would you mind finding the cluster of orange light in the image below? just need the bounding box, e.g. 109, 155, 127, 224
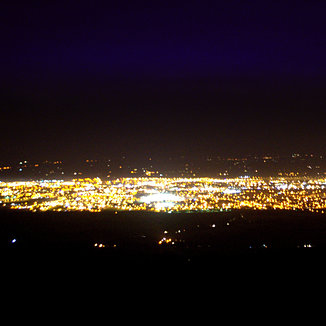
0, 177, 326, 213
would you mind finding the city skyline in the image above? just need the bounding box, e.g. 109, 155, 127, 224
2, 176, 326, 213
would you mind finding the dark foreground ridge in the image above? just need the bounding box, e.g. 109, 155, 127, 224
2, 207, 326, 271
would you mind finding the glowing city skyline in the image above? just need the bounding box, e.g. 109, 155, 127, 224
1, 176, 326, 214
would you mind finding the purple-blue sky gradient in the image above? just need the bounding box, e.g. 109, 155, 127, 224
1, 0, 326, 161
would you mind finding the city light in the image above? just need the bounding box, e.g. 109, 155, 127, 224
139, 193, 184, 204
1, 177, 326, 213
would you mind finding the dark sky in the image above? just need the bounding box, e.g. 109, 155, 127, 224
1, 0, 326, 162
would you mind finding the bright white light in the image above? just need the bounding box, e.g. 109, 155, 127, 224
140, 193, 184, 204
223, 188, 240, 194
276, 184, 288, 190
155, 202, 175, 211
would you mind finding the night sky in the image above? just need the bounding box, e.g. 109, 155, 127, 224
1, 0, 326, 162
